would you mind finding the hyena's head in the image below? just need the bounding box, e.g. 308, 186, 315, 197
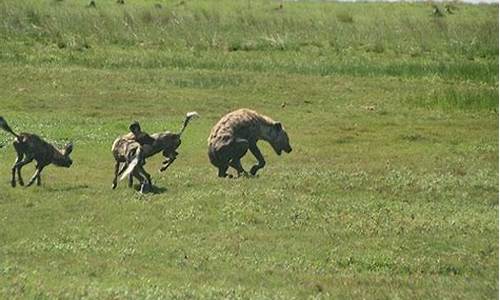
268, 122, 292, 156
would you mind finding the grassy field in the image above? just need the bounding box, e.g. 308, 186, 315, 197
0, 0, 498, 298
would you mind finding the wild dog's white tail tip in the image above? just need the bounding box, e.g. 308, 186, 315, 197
186, 111, 199, 119
179, 111, 200, 135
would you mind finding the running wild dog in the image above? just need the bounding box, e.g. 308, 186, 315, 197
208, 108, 292, 177
0, 117, 73, 187
111, 112, 199, 190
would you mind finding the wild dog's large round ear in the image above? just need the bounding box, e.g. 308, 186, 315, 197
274, 122, 282, 130
129, 121, 141, 133
64, 142, 73, 156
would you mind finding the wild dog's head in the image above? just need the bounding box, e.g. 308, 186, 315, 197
129, 121, 141, 134
268, 122, 292, 156
54, 143, 73, 167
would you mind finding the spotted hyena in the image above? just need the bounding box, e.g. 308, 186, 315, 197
208, 108, 292, 177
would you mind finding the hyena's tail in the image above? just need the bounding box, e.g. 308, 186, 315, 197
0, 117, 19, 138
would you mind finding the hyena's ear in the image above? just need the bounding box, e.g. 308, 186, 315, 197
274, 122, 282, 130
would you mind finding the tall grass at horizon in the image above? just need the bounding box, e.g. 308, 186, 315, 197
0, 0, 497, 299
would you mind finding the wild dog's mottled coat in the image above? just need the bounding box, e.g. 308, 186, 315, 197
111, 112, 199, 190
0, 117, 73, 187
208, 108, 292, 177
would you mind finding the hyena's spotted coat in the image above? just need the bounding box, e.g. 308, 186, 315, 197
208, 108, 292, 177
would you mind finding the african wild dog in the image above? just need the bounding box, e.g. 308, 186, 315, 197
111, 112, 199, 190
208, 108, 292, 178
0, 117, 73, 187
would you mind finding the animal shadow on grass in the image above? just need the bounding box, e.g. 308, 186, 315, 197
133, 183, 168, 195
45, 184, 90, 192
228, 173, 260, 179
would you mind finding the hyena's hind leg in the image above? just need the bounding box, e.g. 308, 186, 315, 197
213, 139, 248, 178
209, 145, 230, 178
228, 138, 249, 177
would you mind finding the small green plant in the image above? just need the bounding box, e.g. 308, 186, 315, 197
336, 11, 354, 23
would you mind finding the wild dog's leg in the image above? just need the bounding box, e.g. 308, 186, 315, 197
117, 163, 128, 176
160, 157, 176, 172
137, 164, 152, 186
12, 154, 34, 187
131, 168, 149, 192
128, 174, 133, 188
218, 165, 230, 178
26, 164, 45, 187
117, 163, 133, 188
228, 138, 249, 176
130, 158, 147, 187
162, 150, 178, 165
11, 151, 23, 187
136, 165, 152, 193
160, 151, 178, 172
131, 170, 144, 183
112, 161, 121, 189
35, 163, 47, 186
37, 170, 42, 186
131, 171, 141, 184
249, 143, 266, 176
229, 160, 246, 176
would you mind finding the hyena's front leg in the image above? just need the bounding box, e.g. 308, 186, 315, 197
249, 143, 266, 176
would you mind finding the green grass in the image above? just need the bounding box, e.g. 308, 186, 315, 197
0, 0, 498, 299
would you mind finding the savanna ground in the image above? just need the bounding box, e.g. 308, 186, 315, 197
0, 0, 498, 298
